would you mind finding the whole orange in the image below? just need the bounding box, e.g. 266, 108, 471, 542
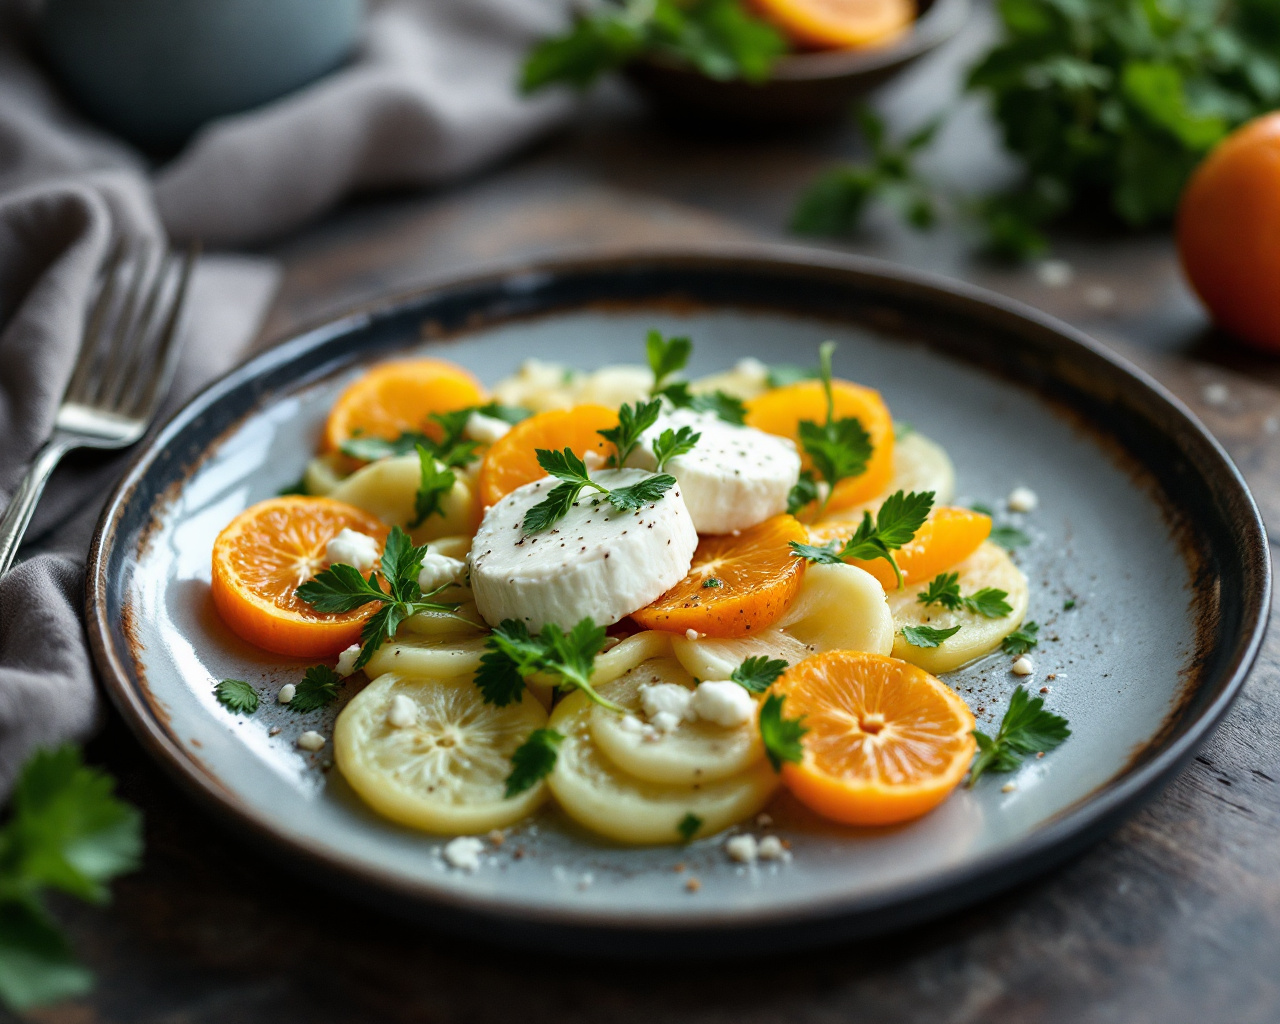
1178, 112, 1280, 351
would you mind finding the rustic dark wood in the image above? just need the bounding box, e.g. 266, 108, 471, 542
19, 10, 1280, 1024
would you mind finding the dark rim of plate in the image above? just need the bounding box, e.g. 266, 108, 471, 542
85, 245, 1270, 949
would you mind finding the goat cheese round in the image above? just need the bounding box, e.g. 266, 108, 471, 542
627, 409, 800, 534
469, 469, 698, 632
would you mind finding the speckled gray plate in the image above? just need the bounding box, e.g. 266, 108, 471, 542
87, 248, 1269, 955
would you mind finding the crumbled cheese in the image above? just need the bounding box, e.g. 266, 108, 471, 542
277, 683, 296, 704
325, 528, 381, 572
1007, 486, 1038, 513
582, 450, 607, 471
417, 550, 466, 593
640, 683, 694, 732
297, 730, 325, 751
465, 411, 511, 444
443, 836, 485, 871
725, 834, 758, 864
757, 835, 789, 861
1036, 259, 1074, 288
386, 694, 418, 728
734, 356, 768, 383
690, 680, 755, 727
1012, 656, 1035, 676
335, 644, 361, 678
619, 714, 658, 740
685, 628, 700, 641
650, 711, 683, 734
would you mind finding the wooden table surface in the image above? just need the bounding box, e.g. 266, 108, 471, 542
22, 11, 1280, 1024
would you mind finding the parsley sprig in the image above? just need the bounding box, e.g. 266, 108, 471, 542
288, 666, 344, 713
677, 812, 703, 842
521, 447, 676, 534
476, 618, 623, 712
790, 489, 934, 588
505, 729, 565, 797
652, 425, 701, 473
789, 342, 874, 518
600, 399, 662, 467
918, 572, 1013, 619
0, 746, 142, 1010
969, 686, 1070, 786
214, 679, 259, 715
730, 656, 788, 694
339, 403, 529, 467
296, 526, 464, 669
411, 445, 456, 528
902, 623, 962, 648
759, 693, 808, 771
645, 330, 747, 424
1002, 621, 1040, 656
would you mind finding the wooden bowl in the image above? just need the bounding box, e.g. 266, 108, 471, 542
623, 0, 970, 128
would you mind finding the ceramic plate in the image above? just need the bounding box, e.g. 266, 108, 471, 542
88, 248, 1269, 954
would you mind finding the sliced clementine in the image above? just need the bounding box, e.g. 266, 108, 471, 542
631, 514, 807, 638
323, 358, 486, 453
476, 404, 618, 508
752, 0, 915, 49
775, 650, 975, 826
211, 496, 388, 658
806, 505, 991, 590
746, 379, 894, 514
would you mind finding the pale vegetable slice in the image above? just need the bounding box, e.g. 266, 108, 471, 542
590, 658, 764, 785
328, 453, 477, 543
335, 673, 548, 833
400, 599, 486, 637
364, 633, 490, 679
303, 452, 349, 496
548, 691, 779, 844
887, 541, 1029, 674
819, 431, 956, 524
672, 562, 893, 679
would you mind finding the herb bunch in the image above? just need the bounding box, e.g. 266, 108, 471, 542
969, 685, 1070, 785
790, 488, 935, 588
646, 330, 747, 425
477, 617, 621, 711
521, 447, 677, 533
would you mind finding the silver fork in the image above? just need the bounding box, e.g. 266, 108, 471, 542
0, 241, 197, 575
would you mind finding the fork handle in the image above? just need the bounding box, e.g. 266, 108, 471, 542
0, 438, 74, 577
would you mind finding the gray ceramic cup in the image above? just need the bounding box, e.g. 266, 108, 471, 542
40, 0, 364, 150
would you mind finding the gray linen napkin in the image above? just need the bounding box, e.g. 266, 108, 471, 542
0, 0, 572, 792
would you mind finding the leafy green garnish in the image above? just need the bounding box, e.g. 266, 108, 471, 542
786, 471, 821, 517
702, 576, 723, 589
759, 693, 808, 772
521, 446, 676, 533
901, 623, 963, 648
1063, 598, 1076, 611
730, 656, 788, 695
600, 399, 663, 467
652, 425, 701, 472
296, 525, 464, 669
288, 666, 343, 713
658, 381, 748, 424
790, 489, 934, 588
917, 573, 1013, 618
1002, 621, 1040, 656
647, 329, 692, 392
0, 746, 142, 1010
676, 812, 703, 842
790, 342, 876, 517
214, 679, 259, 715
643, 330, 747, 424
505, 729, 564, 797
474, 401, 532, 426
989, 524, 1031, 550
411, 445, 456, 528
969, 686, 1070, 786
520, 0, 787, 93
340, 410, 479, 469
766, 363, 819, 388
476, 618, 621, 712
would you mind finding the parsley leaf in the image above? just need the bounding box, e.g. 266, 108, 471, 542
766, 363, 819, 388
901, 623, 962, 648
759, 693, 808, 771
917, 573, 1012, 618
647, 329, 692, 391
478, 618, 620, 711
214, 679, 259, 715
652, 425, 701, 472
790, 489, 934, 587
965, 587, 1014, 619
917, 572, 963, 611
1002, 621, 1040, 656
599, 399, 663, 467
989, 524, 1031, 550
730, 656, 788, 694
786, 471, 820, 517
657, 380, 748, 425
340, 431, 434, 463
676, 812, 703, 842
505, 729, 564, 797
968, 686, 1070, 786
606, 474, 678, 510
411, 445, 456, 528
0, 745, 142, 1009
474, 401, 532, 425
288, 666, 343, 713
792, 342, 877, 515
521, 445, 676, 532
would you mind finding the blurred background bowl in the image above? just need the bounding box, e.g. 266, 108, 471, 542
40, 0, 364, 151
623, 0, 969, 128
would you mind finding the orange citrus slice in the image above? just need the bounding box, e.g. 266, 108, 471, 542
631, 514, 807, 638
752, 0, 915, 49
806, 506, 991, 590
211, 496, 388, 658
476, 404, 618, 508
323, 358, 486, 453
775, 650, 975, 825
746, 379, 894, 514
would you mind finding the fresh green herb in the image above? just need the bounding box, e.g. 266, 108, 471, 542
917, 573, 1012, 618
792, 342, 876, 516
521, 0, 787, 93
474, 401, 532, 425
296, 525, 464, 669
969, 686, 1070, 786
647, 329, 692, 392
759, 694, 808, 771
989, 524, 1031, 550
786, 471, 821, 517
600, 399, 663, 467
966, 588, 1015, 618
766, 363, 819, 388
214, 679, 259, 715
505, 729, 564, 797
792, 108, 941, 238
790, 489, 934, 588
969, 502, 995, 517
652, 425, 701, 472
0, 745, 142, 1010
1002, 621, 1040, 656
521, 446, 676, 533
288, 666, 343, 713
902, 623, 963, 648
340, 430, 434, 463
657, 381, 749, 425
676, 812, 703, 842
476, 618, 621, 711
702, 576, 723, 589
1063, 598, 1076, 611
340, 412, 479, 469
411, 445, 457, 529
643, 330, 747, 424
730, 656, 789, 695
